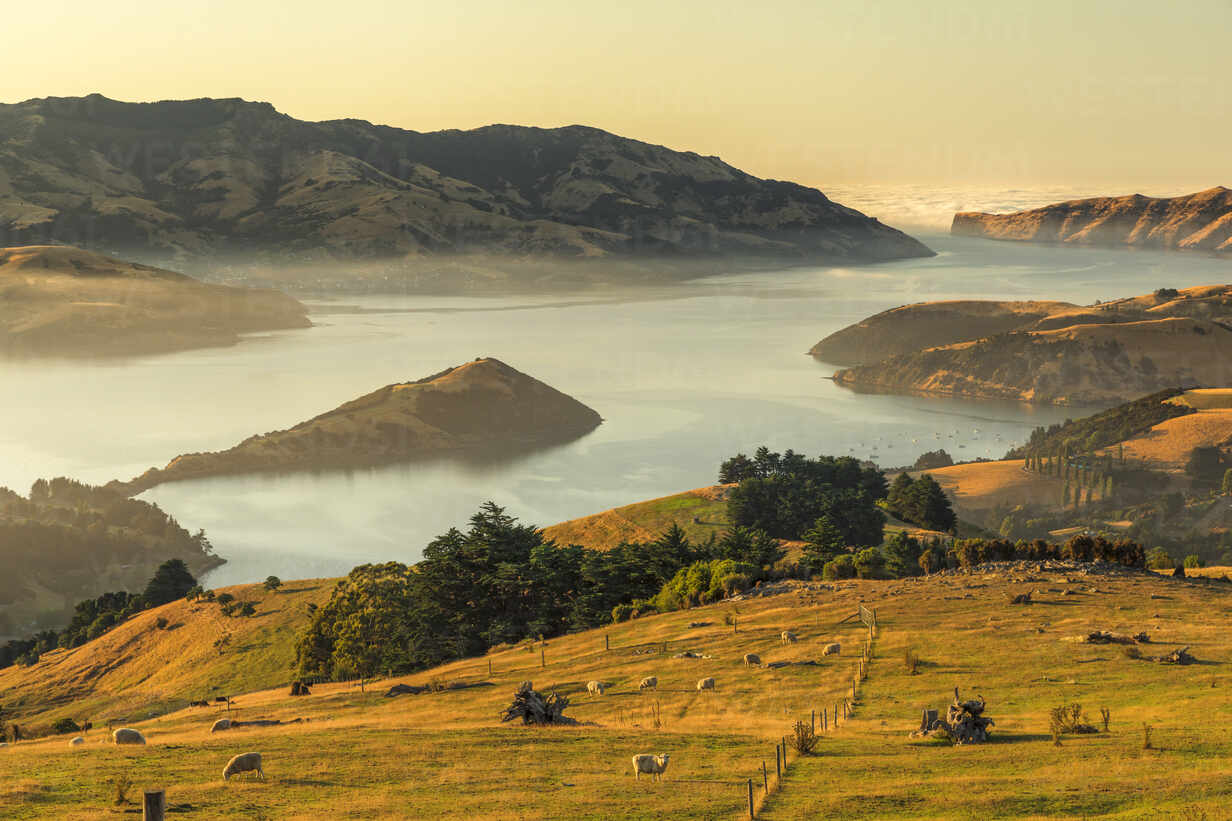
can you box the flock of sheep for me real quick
[594,631,842,783]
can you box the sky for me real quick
[3,0,1230,189]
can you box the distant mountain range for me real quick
[0,94,931,287]
[953,187,1232,252]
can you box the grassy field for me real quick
[541,485,732,549]
[5,566,1232,818]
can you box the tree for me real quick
[821,554,856,580]
[715,527,784,569]
[802,516,846,572]
[1221,469,1232,496]
[263,576,282,592]
[143,559,196,607]
[883,532,922,578]
[1183,554,1204,569]
[852,547,885,579]
[886,472,914,513]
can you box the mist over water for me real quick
[2,196,1230,585]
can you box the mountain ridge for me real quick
[0,94,932,288]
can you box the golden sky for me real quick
[5,0,1230,188]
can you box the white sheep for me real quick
[822,642,841,656]
[632,753,671,781]
[69,736,85,747]
[638,676,657,691]
[223,751,264,781]
[587,680,605,696]
[781,631,798,645]
[696,677,715,692]
[211,718,232,733]
[743,653,761,667]
[112,728,146,745]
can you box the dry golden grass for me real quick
[7,568,1232,818]
[0,581,333,728]
[542,485,732,550]
[1167,388,1232,410]
[925,460,1063,518]
[1100,408,1232,471]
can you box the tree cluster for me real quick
[885,473,957,532]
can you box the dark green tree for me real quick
[142,559,196,607]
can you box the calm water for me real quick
[3,222,1229,585]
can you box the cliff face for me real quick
[111,358,602,493]
[819,284,1232,405]
[952,187,1232,252]
[0,95,932,281]
[0,245,309,356]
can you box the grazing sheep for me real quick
[223,751,263,781]
[112,728,146,745]
[743,653,761,667]
[638,676,657,691]
[781,631,798,645]
[211,718,232,733]
[822,642,841,656]
[696,677,715,692]
[69,737,85,747]
[632,753,671,781]
[587,680,605,696]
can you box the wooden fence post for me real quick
[748,778,755,819]
[488,658,492,677]
[540,647,545,668]
[776,744,781,779]
[762,759,768,792]
[143,790,165,821]
[605,634,610,651]
[811,709,816,733]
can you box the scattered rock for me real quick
[911,688,994,744]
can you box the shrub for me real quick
[263,576,282,592]
[215,593,235,606]
[51,717,81,735]
[1099,707,1110,732]
[1184,554,1204,569]
[154,617,169,630]
[112,771,132,806]
[238,601,257,617]
[1049,704,1096,735]
[1146,547,1174,570]
[790,719,818,754]
[822,554,856,580]
[853,547,886,579]
[611,603,635,623]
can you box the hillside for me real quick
[819,283,1232,404]
[810,300,1075,366]
[4,565,1232,819]
[0,95,932,289]
[110,358,602,494]
[541,485,732,549]
[952,186,1232,252]
[0,245,308,356]
[0,478,222,640]
[0,581,329,727]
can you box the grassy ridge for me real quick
[5,567,1232,818]
[541,486,731,550]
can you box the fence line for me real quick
[742,602,879,819]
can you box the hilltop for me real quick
[4,563,1232,819]
[0,245,308,356]
[110,358,602,494]
[0,95,932,289]
[952,186,1232,252]
[817,283,1232,404]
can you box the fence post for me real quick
[776,744,781,779]
[605,634,610,651]
[143,790,165,821]
[748,778,755,819]
[540,647,545,668]
[762,759,768,792]
[811,709,816,734]
[488,658,492,677]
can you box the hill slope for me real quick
[0,245,308,356]
[541,485,732,549]
[952,186,1232,251]
[5,565,1232,819]
[819,284,1232,404]
[0,94,932,286]
[111,358,603,494]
